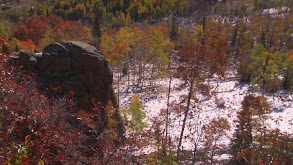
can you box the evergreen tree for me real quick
[125,94,147,132]
[92,5,102,44]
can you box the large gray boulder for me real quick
[11,41,113,110]
[61,41,112,107]
[39,42,72,77]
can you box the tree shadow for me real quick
[273,107,285,113]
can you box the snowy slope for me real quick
[113,66,293,161]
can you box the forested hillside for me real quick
[0,0,293,164]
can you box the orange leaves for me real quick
[53,20,91,43]
[257,156,264,165]
[18,39,35,50]
[9,14,92,52]
[54,20,82,41]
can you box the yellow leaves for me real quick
[192,25,204,44]
[38,159,45,165]
[24,135,31,145]
[100,27,135,65]
[80,26,92,43]
[100,32,114,53]
[147,23,173,66]
[116,26,135,46]
[100,23,173,72]
[124,94,147,132]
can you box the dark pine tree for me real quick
[92,4,102,46]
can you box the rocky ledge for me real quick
[10,41,113,110]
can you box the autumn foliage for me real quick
[0,53,82,164]
[0,0,293,164]
[9,14,92,51]
[0,53,123,164]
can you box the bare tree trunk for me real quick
[151,64,156,88]
[127,65,130,93]
[117,73,120,109]
[177,77,195,163]
[192,112,203,164]
[163,75,172,156]
[192,143,197,164]
[142,62,145,89]
[234,18,247,63]
[210,139,218,165]
[138,56,142,88]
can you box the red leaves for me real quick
[12,15,49,45]
[204,23,229,77]
[12,23,29,41]
[8,14,90,51]
[26,15,49,45]
[48,14,64,28]
[0,55,84,164]
[257,156,264,165]
[178,44,198,62]
[57,152,65,161]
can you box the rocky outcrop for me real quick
[11,41,113,110]
[40,42,72,77]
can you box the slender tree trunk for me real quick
[234,18,247,63]
[192,113,202,164]
[164,75,172,156]
[142,62,145,89]
[138,54,142,88]
[132,65,136,90]
[231,20,239,47]
[170,13,177,41]
[127,64,130,93]
[211,139,218,165]
[177,77,196,162]
[151,64,156,88]
[192,143,197,164]
[117,73,120,109]
[262,119,267,163]
[202,17,206,44]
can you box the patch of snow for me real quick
[262,7,291,15]
[35,52,42,57]
[113,65,293,162]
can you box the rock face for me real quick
[11,41,113,110]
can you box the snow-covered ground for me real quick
[113,66,293,162]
